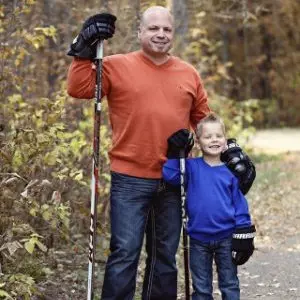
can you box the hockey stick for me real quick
[180,154,190,299]
[87,39,104,300]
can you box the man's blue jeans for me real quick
[190,237,240,300]
[101,172,182,300]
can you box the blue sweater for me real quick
[162,157,251,242]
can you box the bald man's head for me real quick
[138,6,174,62]
[140,6,174,28]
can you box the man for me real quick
[67,6,255,300]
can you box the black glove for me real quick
[167,129,194,159]
[67,13,117,59]
[232,225,256,265]
[221,138,256,195]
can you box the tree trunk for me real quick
[169,0,189,55]
[243,0,251,99]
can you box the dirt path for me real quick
[249,128,300,154]
[239,234,300,300]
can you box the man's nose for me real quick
[156,28,165,37]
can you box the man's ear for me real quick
[137,26,141,39]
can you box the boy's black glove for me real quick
[221,138,256,195]
[67,13,117,59]
[167,129,194,158]
[232,225,256,265]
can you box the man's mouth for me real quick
[152,41,168,45]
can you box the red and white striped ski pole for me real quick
[87,39,104,300]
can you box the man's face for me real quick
[138,10,174,58]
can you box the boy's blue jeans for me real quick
[190,237,240,300]
[101,172,182,300]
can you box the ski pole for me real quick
[87,39,104,300]
[84,14,116,300]
[179,152,190,300]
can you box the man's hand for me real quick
[167,129,194,159]
[232,225,256,265]
[221,138,256,194]
[67,13,117,59]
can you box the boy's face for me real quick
[198,122,226,158]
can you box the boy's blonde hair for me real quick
[196,113,226,137]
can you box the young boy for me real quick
[162,113,256,300]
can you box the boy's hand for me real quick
[167,129,194,158]
[221,138,256,194]
[231,225,256,265]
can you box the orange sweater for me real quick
[67,50,211,178]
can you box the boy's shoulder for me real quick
[186,156,203,164]
[187,157,235,176]
[186,157,205,170]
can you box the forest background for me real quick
[1,0,299,299]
